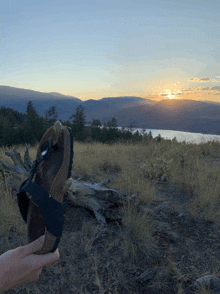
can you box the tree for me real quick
[107,117,118,129]
[0,106,28,147]
[91,119,102,128]
[128,119,136,132]
[155,133,162,142]
[104,117,119,143]
[0,115,14,147]
[141,128,146,136]
[45,106,58,127]
[91,119,102,141]
[69,105,86,141]
[147,131,153,140]
[133,130,142,142]
[24,101,46,146]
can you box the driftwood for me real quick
[0,145,168,227]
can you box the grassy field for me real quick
[0,138,220,293]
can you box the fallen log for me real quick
[0,145,138,226]
[0,145,170,226]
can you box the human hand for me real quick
[0,235,60,293]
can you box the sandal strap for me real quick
[17,179,67,238]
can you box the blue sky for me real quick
[1,0,220,101]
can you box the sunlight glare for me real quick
[158,82,183,99]
[163,89,175,99]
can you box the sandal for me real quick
[17,121,73,254]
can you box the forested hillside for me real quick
[0,101,153,147]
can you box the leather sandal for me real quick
[17,121,73,254]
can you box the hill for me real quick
[1,86,220,135]
[100,99,220,135]
[0,86,149,122]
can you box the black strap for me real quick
[17,179,67,238]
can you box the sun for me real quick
[167,90,174,99]
[159,88,182,100]
[157,82,183,99]
[163,89,176,99]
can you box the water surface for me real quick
[118,127,220,144]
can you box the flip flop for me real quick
[17,121,73,254]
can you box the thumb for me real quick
[22,235,45,256]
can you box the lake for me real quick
[118,127,220,145]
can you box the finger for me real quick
[35,248,60,268]
[21,235,45,256]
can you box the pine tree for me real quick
[69,105,86,141]
[106,117,119,142]
[107,117,118,129]
[45,106,59,127]
[0,107,25,147]
[91,119,102,141]
[24,101,46,146]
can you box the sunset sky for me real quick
[1,0,220,102]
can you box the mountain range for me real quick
[1,85,220,135]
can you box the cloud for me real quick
[197,87,211,91]
[188,77,220,83]
[188,77,212,82]
[196,86,220,91]
[183,85,220,94]
[155,77,220,98]
[212,86,220,91]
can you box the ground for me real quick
[2,178,220,294]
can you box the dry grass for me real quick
[0,138,220,293]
